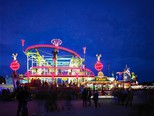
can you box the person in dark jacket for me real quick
[82,88,88,107]
[16,86,31,116]
[125,87,133,108]
[93,90,99,108]
[87,87,92,106]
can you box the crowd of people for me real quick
[1,79,154,116]
[82,87,99,108]
[16,86,31,116]
[111,87,134,107]
[0,88,14,100]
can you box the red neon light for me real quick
[53,58,56,61]
[25,44,81,58]
[10,61,20,71]
[94,61,103,71]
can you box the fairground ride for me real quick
[21,39,94,85]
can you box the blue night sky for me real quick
[0,0,154,82]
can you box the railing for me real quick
[25,66,95,77]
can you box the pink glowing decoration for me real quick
[51,72,55,78]
[25,44,81,58]
[25,71,31,77]
[94,61,103,71]
[83,47,86,54]
[21,39,25,46]
[76,73,79,78]
[95,54,103,71]
[10,61,20,71]
[10,53,20,71]
[24,66,95,77]
[51,39,62,46]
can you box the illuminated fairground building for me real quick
[21,39,95,86]
[18,39,138,95]
[85,56,138,95]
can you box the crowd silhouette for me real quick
[1,80,154,116]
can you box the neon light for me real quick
[25,44,81,58]
[51,39,62,46]
[30,66,94,71]
[24,74,95,78]
[10,53,20,71]
[10,61,20,71]
[21,39,25,46]
[25,66,94,77]
[83,47,86,54]
[94,61,103,71]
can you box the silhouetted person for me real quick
[87,87,92,106]
[125,87,133,108]
[66,91,72,111]
[16,86,31,116]
[93,90,99,108]
[16,80,20,89]
[82,88,88,107]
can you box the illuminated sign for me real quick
[95,77,107,81]
[62,77,68,81]
[10,61,20,71]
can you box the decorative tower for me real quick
[94,54,104,77]
[83,47,86,69]
[51,39,62,75]
[10,53,20,88]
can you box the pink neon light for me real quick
[21,39,25,46]
[10,61,20,71]
[31,66,53,69]
[51,39,62,46]
[25,66,95,77]
[31,66,94,73]
[30,66,94,75]
[94,61,103,71]
[24,74,95,78]
[25,44,81,58]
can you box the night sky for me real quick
[0,0,154,82]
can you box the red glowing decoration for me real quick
[10,61,20,71]
[94,61,103,71]
[53,58,56,61]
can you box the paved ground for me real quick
[0,97,153,116]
